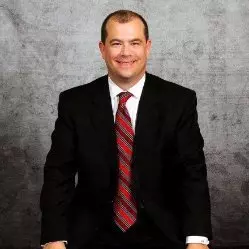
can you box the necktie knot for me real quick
[118,92,133,105]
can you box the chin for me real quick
[118,70,137,78]
[118,75,136,82]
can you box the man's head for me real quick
[99,10,151,88]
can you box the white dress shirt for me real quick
[41,74,209,247]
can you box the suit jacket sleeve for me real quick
[176,90,212,239]
[40,92,77,244]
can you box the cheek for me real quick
[134,49,146,58]
[107,48,120,57]
[106,53,118,63]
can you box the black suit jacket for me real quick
[40,72,212,249]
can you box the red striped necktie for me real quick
[113,91,137,232]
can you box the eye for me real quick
[112,42,121,46]
[131,42,140,46]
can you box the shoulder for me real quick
[146,73,198,115]
[56,75,108,114]
[60,75,107,99]
[58,75,107,107]
[146,73,196,100]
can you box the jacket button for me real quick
[140,200,145,209]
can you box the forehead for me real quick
[105,18,145,40]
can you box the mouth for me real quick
[116,60,136,66]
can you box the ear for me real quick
[146,39,152,57]
[99,41,105,59]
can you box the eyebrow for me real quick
[109,38,143,43]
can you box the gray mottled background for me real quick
[0,0,249,248]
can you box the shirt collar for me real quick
[108,74,146,100]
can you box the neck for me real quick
[109,73,145,90]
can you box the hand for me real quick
[186,244,209,249]
[43,241,66,249]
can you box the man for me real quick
[40,10,212,249]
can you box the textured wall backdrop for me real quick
[0,1,249,248]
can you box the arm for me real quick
[40,92,77,245]
[176,90,212,240]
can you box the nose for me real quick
[120,44,131,56]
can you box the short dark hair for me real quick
[101,10,149,44]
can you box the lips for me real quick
[116,60,136,66]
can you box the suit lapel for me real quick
[133,73,162,162]
[90,76,118,171]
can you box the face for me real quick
[99,18,151,86]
